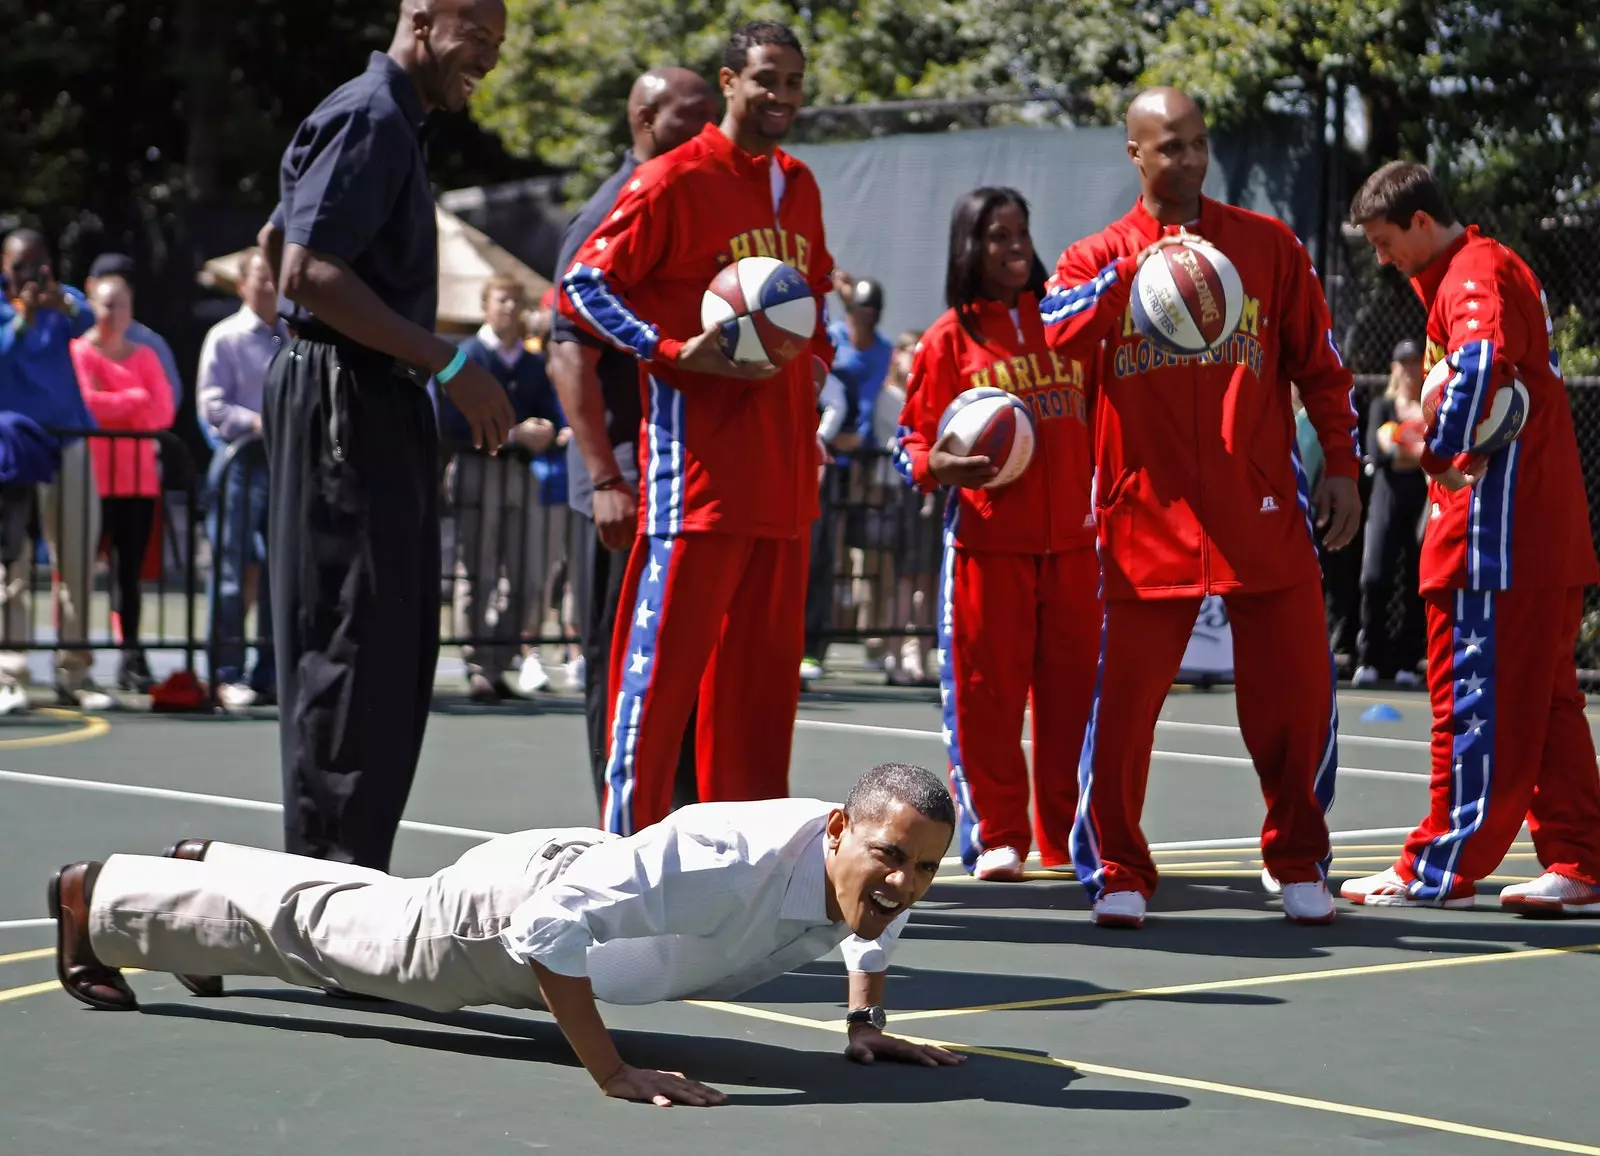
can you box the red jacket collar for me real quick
[698,123,785,177]
[1126,195,1221,241]
[1409,224,1479,306]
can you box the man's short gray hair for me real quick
[843,763,954,828]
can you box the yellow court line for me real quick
[0,980,58,1004]
[0,948,53,966]
[691,1000,1600,1155]
[0,708,109,750]
[888,942,1600,1024]
[1150,843,1535,858]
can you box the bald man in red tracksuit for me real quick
[1050,197,1361,928]
[895,291,1102,878]
[559,123,833,836]
[1341,221,1600,913]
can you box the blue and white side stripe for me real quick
[1068,605,1110,900]
[563,263,661,361]
[1410,591,1497,900]
[935,502,982,869]
[600,535,678,836]
[1289,436,1340,865]
[642,375,685,537]
[1428,341,1495,459]
[891,423,918,486]
[1466,438,1519,590]
[1325,327,1363,460]
[1039,261,1122,327]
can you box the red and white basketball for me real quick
[1421,357,1529,456]
[1130,237,1244,355]
[700,256,818,366]
[937,387,1035,489]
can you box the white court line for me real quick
[795,717,1431,751]
[792,720,1429,782]
[0,768,500,841]
[0,918,52,931]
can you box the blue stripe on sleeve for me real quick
[563,263,660,362]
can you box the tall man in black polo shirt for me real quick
[546,68,718,808]
[256,0,516,871]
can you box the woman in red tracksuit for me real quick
[895,187,1103,879]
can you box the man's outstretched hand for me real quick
[601,1063,728,1107]
[845,1025,966,1068]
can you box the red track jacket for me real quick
[558,124,834,539]
[895,294,1096,554]
[1050,197,1360,600]
[1411,226,1598,593]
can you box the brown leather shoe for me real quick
[48,862,138,1010]
[162,840,223,997]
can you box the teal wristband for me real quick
[436,347,468,384]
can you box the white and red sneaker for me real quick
[1281,880,1337,924]
[1092,890,1146,929]
[1499,872,1600,917]
[1340,866,1475,908]
[974,847,1024,881]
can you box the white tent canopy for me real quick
[198,205,551,333]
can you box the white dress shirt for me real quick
[196,305,287,444]
[500,798,909,1005]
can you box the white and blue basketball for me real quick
[1130,237,1245,355]
[1421,357,1530,456]
[937,387,1036,489]
[700,256,819,367]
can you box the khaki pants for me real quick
[88,829,607,1012]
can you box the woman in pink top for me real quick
[68,273,175,690]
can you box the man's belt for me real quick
[287,320,430,386]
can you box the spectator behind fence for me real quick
[1353,339,1428,688]
[198,247,286,709]
[800,273,891,681]
[68,272,177,697]
[880,330,941,686]
[86,253,184,408]
[440,274,564,703]
[0,228,107,711]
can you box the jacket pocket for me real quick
[1096,466,1137,513]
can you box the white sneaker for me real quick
[0,682,27,716]
[1393,669,1422,688]
[565,656,586,692]
[1092,890,1146,929]
[1281,880,1337,924]
[1260,866,1282,895]
[974,846,1024,881]
[217,683,258,712]
[1352,665,1379,687]
[1340,866,1476,908]
[799,657,824,681]
[517,655,550,695]
[1499,872,1600,916]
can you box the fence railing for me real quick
[2,400,1593,713]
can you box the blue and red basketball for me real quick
[700,256,818,366]
[1421,357,1529,456]
[1130,237,1244,355]
[936,387,1036,489]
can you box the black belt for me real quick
[287,321,430,387]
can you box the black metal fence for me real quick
[1,406,1594,713]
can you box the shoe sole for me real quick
[47,869,135,1011]
[1285,910,1337,925]
[975,868,1024,882]
[1092,910,1145,929]
[1341,890,1476,909]
[1500,895,1600,918]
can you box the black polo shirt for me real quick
[550,151,646,518]
[271,52,437,335]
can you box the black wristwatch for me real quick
[845,1005,886,1030]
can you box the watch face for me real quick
[848,1006,885,1030]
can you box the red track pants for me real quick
[601,532,808,835]
[938,545,1102,870]
[1396,586,1600,897]
[1070,580,1338,899]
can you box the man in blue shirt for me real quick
[0,228,107,709]
[254,0,516,872]
[546,67,718,808]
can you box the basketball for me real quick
[1130,238,1245,355]
[937,386,1036,489]
[700,256,818,366]
[1421,358,1529,456]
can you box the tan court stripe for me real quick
[0,708,109,750]
[0,967,143,1005]
[691,1001,1600,1154]
[889,942,1600,1023]
[0,948,52,966]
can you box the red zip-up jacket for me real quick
[558,124,834,539]
[1411,225,1598,593]
[1050,197,1360,600]
[895,294,1096,555]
